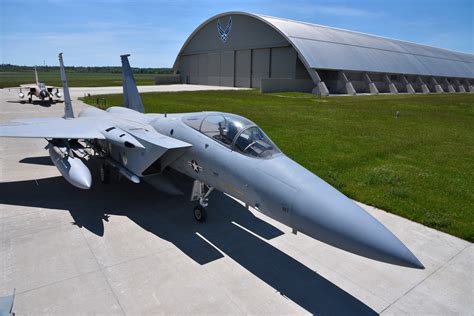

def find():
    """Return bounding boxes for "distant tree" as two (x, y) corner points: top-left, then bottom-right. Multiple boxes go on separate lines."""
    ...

(0, 64), (173, 74)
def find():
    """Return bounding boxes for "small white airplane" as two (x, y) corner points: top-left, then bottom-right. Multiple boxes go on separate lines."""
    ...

(17, 66), (61, 103)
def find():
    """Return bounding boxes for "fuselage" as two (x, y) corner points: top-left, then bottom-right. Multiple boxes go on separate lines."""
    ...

(27, 84), (50, 100)
(77, 106), (424, 269)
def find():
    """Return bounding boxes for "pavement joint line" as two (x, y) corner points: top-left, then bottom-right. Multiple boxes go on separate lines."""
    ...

(379, 242), (471, 314)
(99, 245), (177, 270)
(0, 213), (75, 239)
(14, 268), (102, 296)
(78, 226), (126, 315)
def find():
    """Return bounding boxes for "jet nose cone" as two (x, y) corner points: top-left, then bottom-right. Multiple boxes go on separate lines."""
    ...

(40, 90), (48, 98)
(292, 183), (424, 269)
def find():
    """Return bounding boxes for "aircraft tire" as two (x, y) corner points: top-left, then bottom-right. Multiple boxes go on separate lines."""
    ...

(100, 164), (111, 184)
(28, 98), (32, 103)
(193, 205), (207, 222)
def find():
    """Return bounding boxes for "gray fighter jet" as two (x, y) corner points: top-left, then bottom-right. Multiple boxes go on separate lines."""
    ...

(17, 66), (61, 103)
(0, 53), (424, 270)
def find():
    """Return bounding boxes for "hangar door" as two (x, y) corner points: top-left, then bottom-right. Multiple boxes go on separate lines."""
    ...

(183, 54), (208, 85)
(235, 48), (275, 88)
(235, 50), (251, 87)
(251, 48), (270, 88)
(208, 51), (234, 86)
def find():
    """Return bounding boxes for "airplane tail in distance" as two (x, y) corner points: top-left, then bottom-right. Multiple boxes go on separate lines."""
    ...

(120, 54), (144, 113)
(34, 66), (39, 85)
(59, 53), (74, 118)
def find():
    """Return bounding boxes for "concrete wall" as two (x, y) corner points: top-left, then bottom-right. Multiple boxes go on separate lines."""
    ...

(261, 79), (314, 93)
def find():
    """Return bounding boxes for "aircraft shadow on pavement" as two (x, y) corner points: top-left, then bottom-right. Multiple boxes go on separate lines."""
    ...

(19, 156), (54, 166)
(0, 170), (376, 315)
(6, 100), (64, 107)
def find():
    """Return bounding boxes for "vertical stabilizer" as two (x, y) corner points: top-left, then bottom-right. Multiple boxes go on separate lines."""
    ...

(59, 53), (74, 118)
(34, 66), (39, 85)
(120, 54), (144, 113)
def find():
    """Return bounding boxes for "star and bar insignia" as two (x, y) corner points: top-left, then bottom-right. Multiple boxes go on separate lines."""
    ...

(188, 160), (202, 173)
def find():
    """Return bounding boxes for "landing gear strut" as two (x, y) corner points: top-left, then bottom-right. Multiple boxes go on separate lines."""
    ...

(190, 180), (214, 223)
(100, 163), (111, 184)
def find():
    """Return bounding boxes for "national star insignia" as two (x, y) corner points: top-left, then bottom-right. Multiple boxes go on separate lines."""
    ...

(188, 160), (202, 173)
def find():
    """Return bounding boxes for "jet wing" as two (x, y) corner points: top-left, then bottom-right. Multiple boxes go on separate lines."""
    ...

(0, 118), (106, 139)
(19, 84), (37, 88)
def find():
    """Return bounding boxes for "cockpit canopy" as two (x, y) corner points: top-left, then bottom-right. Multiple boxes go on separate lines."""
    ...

(183, 113), (280, 158)
(38, 83), (46, 89)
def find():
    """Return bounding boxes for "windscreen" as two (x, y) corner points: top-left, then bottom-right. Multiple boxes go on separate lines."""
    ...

(183, 112), (280, 158)
(233, 126), (280, 158)
(200, 114), (252, 146)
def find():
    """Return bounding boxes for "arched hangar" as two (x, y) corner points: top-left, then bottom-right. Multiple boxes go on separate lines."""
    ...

(173, 12), (474, 95)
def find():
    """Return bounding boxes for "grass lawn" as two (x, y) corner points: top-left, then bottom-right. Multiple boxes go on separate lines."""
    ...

(0, 71), (157, 88)
(82, 90), (474, 242)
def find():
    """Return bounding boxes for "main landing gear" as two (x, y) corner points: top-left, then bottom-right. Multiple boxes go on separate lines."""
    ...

(191, 180), (214, 223)
(100, 163), (111, 184)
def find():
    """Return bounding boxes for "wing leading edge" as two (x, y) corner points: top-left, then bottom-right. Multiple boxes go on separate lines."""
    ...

(0, 118), (106, 139)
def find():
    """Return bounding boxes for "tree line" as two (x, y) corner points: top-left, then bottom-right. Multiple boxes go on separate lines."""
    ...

(0, 64), (173, 74)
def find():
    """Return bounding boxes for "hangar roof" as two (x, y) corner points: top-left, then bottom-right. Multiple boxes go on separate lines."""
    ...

(176, 12), (474, 79)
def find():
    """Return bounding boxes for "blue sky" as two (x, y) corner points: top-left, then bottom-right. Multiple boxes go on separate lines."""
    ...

(1, 0), (472, 67)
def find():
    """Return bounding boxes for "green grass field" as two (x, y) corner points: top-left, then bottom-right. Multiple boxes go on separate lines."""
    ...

(82, 90), (474, 241)
(0, 71), (157, 88)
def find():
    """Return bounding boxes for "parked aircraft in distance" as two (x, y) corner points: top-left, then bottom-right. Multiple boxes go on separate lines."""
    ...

(17, 66), (61, 103)
(0, 53), (424, 270)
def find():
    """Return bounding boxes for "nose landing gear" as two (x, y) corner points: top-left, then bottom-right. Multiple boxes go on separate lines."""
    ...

(191, 180), (214, 223)
(193, 205), (207, 222)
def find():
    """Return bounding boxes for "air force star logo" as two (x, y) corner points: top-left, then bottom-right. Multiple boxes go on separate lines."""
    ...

(217, 16), (232, 43)
(188, 160), (202, 173)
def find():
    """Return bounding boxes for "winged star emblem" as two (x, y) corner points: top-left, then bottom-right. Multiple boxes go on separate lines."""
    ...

(217, 16), (232, 43)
